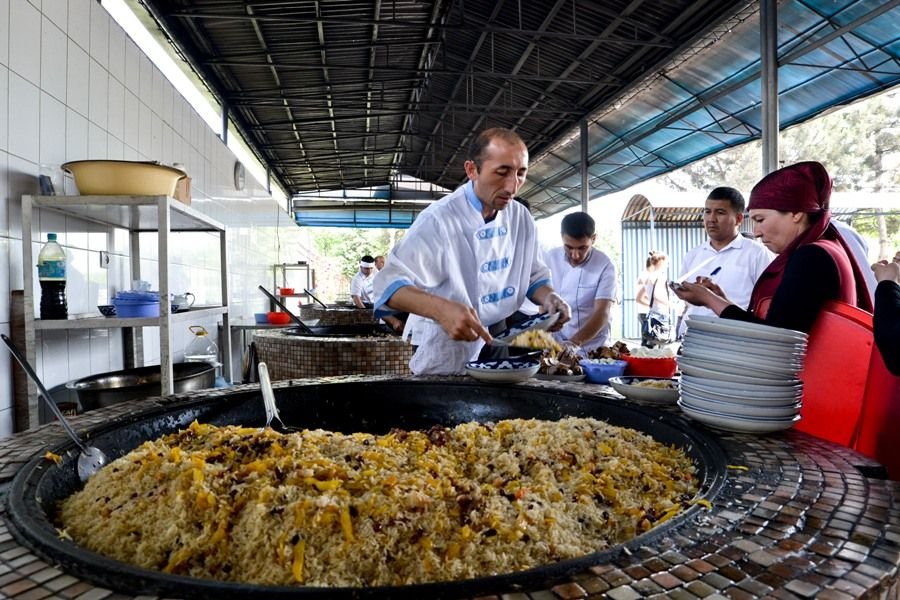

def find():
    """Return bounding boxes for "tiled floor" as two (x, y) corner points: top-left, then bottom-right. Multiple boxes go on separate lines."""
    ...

(0, 376), (897, 599)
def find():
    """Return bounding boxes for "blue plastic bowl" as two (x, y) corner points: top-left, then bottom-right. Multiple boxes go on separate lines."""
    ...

(112, 299), (160, 318)
(254, 312), (268, 324)
(579, 359), (628, 384)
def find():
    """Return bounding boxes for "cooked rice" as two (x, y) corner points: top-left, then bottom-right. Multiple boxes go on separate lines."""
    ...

(57, 418), (697, 587)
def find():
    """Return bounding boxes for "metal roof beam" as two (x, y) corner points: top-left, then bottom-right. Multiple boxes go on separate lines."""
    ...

(228, 97), (583, 116)
(435, 0), (572, 184)
(511, 0), (652, 151)
(171, 10), (677, 46)
(242, 3), (318, 189)
(528, 0), (897, 206)
(202, 59), (614, 85)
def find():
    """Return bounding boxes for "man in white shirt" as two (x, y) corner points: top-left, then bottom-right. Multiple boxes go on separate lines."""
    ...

(373, 127), (570, 375)
(349, 255), (376, 308)
(544, 212), (618, 353)
(677, 187), (774, 337)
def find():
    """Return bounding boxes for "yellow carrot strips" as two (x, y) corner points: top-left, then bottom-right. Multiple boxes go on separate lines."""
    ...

(340, 505), (354, 542)
(291, 539), (306, 582)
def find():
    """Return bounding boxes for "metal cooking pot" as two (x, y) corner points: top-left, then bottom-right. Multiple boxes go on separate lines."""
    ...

(7, 380), (726, 599)
(282, 323), (396, 337)
(66, 362), (216, 410)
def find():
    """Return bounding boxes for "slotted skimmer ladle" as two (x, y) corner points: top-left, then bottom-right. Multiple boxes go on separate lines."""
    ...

(1, 334), (108, 482)
(257, 362), (297, 432)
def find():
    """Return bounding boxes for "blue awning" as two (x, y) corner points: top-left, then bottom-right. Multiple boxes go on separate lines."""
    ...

(521, 0), (900, 218)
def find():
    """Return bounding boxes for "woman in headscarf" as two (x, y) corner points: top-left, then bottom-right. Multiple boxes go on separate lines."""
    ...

(673, 161), (873, 333)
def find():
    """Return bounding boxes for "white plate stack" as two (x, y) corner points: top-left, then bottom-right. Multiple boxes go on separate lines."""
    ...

(677, 315), (808, 433)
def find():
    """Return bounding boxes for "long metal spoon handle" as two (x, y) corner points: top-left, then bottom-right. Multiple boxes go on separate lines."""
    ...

(257, 285), (314, 334)
(304, 288), (328, 309)
(1, 334), (87, 452)
(257, 362), (283, 429)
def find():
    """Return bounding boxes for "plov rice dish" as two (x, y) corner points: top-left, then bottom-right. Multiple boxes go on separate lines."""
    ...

(58, 417), (698, 587)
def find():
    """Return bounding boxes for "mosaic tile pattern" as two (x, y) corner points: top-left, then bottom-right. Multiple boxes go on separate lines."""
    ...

(0, 376), (897, 599)
(298, 305), (376, 325)
(253, 330), (414, 379)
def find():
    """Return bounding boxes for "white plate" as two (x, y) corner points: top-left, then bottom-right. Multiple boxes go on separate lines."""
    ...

(681, 331), (806, 362)
(608, 376), (680, 403)
(465, 359), (540, 383)
(685, 315), (808, 345)
(680, 347), (802, 376)
(683, 326), (807, 351)
(678, 400), (801, 433)
(680, 380), (802, 404)
(680, 374), (803, 399)
(679, 391), (801, 418)
(679, 346), (803, 377)
(677, 358), (801, 387)
(534, 372), (586, 382)
(492, 312), (561, 346)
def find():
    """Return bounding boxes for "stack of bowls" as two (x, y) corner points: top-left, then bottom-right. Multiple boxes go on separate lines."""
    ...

(677, 315), (808, 433)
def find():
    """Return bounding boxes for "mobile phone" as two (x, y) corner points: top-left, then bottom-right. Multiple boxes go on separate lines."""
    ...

(668, 280), (684, 291)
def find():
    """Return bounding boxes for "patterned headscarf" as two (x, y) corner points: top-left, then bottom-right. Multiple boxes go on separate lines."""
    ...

(747, 161), (873, 316)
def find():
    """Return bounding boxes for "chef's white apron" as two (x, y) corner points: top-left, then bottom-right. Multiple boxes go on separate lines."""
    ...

(410, 217), (521, 374)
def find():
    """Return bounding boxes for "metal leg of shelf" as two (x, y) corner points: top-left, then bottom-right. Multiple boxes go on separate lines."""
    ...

(20, 197), (39, 430)
(157, 199), (174, 395)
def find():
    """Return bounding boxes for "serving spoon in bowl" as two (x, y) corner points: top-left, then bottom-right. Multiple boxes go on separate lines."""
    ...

(1, 334), (108, 482)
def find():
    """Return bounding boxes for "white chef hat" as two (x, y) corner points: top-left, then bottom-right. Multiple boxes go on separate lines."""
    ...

(359, 260), (375, 268)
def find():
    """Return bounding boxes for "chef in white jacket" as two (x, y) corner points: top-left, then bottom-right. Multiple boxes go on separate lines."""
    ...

(374, 127), (570, 375)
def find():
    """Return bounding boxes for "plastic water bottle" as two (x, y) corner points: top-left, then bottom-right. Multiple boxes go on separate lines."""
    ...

(37, 233), (67, 319)
(185, 325), (219, 365)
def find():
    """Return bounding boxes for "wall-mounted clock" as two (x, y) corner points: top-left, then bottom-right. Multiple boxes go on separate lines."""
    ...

(233, 161), (246, 191)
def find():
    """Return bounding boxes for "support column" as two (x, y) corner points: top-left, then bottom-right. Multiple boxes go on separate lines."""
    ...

(580, 120), (589, 212)
(761, 0), (779, 174)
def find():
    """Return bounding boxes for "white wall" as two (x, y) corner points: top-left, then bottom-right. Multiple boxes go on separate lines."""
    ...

(0, 0), (313, 437)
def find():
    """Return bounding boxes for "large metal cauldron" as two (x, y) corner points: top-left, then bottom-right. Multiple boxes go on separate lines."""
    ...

(282, 323), (396, 337)
(7, 380), (727, 599)
(66, 362), (216, 410)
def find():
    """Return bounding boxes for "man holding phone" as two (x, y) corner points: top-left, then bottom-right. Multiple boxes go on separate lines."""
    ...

(676, 187), (774, 337)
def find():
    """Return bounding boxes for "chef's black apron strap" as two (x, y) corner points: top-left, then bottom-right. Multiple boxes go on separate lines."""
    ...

(477, 319), (510, 360)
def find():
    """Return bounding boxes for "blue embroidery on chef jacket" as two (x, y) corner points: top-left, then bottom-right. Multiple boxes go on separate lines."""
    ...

(480, 286), (516, 305)
(480, 257), (510, 273)
(476, 226), (508, 240)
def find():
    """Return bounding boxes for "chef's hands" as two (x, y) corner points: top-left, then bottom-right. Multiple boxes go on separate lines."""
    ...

(540, 292), (571, 332)
(383, 315), (405, 333)
(435, 299), (492, 343)
(872, 251), (900, 285)
(558, 341), (582, 363)
(385, 286), (492, 343)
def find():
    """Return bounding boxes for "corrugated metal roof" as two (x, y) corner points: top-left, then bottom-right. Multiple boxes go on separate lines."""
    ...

(523, 0), (900, 218)
(134, 0), (899, 227)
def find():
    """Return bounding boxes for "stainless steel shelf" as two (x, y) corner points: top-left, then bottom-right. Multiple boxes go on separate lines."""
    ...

(34, 306), (229, 330)
(20, 195), (232, 430)
(30, 195), (225, 232)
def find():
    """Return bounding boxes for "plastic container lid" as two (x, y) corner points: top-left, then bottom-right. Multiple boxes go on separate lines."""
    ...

(47, 233), (57, 241)
(114, 290), (160, 302)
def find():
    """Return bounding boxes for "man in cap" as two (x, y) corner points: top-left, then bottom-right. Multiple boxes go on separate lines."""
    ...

(350, 255), (376, 308)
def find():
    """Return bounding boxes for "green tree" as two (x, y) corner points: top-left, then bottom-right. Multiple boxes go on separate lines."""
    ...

(311, 228), (405, 279)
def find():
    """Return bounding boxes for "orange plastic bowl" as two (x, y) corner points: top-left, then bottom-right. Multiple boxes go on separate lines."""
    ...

(278, 287), (295, 295)
(267, 312), (291, 325)
(622, 355), (677, 378)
